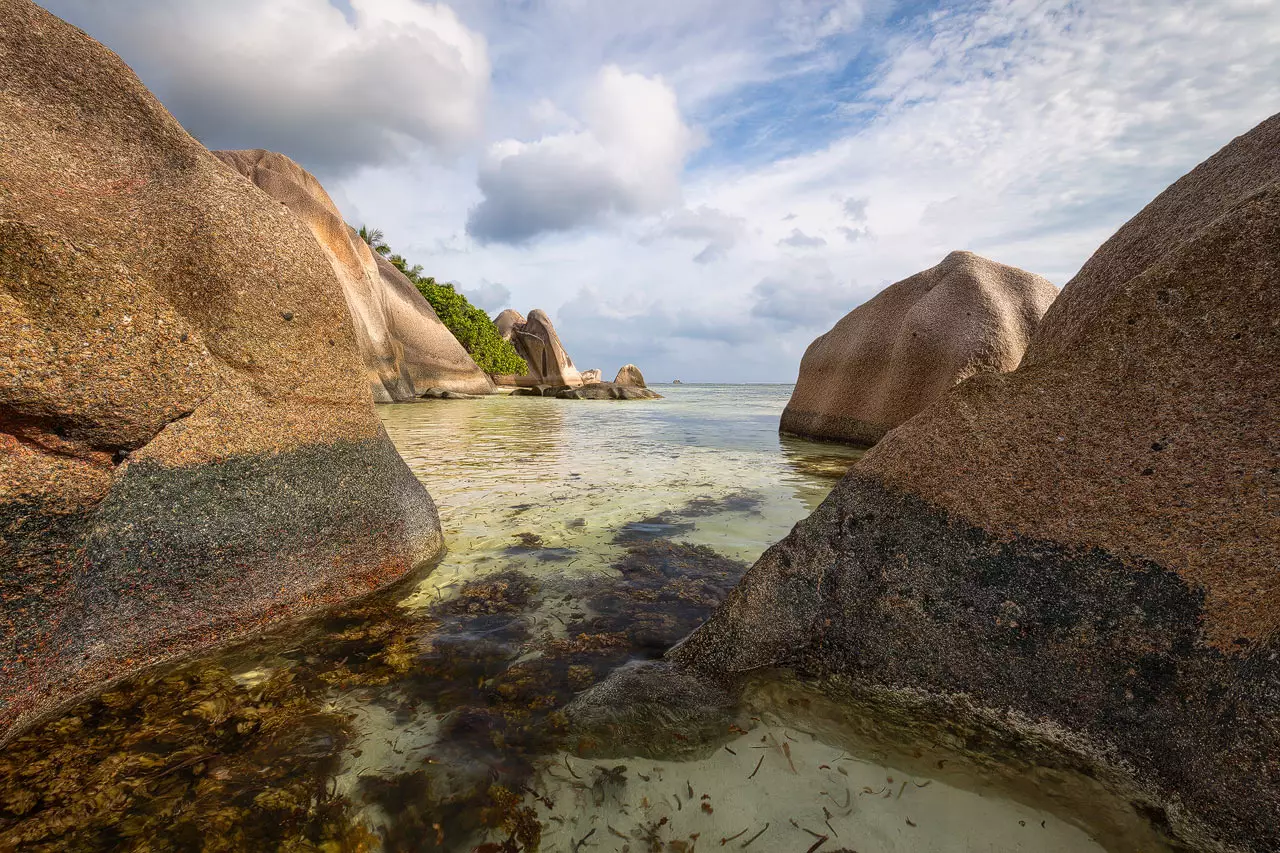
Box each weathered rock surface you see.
[508,384,661,400]
[580,369,603,384]
[558,383,662,401]
[213,149,493,401]
[419,388,481,400]
[673,114,1280,851]
[493,309,584,388]
[780,252,1057,445]
[0,0,443,740]
[613,364,647,387]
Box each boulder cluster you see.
[494,310,659,399]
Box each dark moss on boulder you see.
[0,0,441,740]
[673,113,1280,851]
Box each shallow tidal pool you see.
[0,386,1168,852]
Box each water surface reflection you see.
[1,386,1162,852]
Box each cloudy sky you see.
[42,0,1279,381]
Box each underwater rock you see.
[492,308,584,388]
[780,251,1056,446]
[0,0,442,740]
[566,661,737,761]
[674,113,1280,852]
[441,572,539,617]
[575,539,749,657]
[213,149,494,401]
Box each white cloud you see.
[351,0,1280,379]
[647,206,747,263]
[750,266,860,330]
[461,280,512,313]
[700,0,1280,287]
[466,66,700,243]
[42,0,490,174]
[52,0,1280,381]
[779,228,827,248]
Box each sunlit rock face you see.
[675,113,1280,852]
[493,308,584,388]
[613,364,648,387]
[213,149,494,401]
[781,251,1057,446]
[0,0,442,740]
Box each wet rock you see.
[420,388,482,400]
[674,113,1280,852]
[557,382,663,400]
[780,251,1056,446]
[0,0,441,741]
[566,661,737,760]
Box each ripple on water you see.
[0,387,1172,852]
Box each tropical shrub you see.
[369,237,526,375]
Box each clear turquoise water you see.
[0,385,1164,852]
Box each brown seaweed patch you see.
[571,541,749,656]
[674,490,763,518]
[0,592,442,851]
[0,663,374,852]
[440,571,540,617]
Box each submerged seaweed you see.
[571,540,749,657]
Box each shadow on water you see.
[0,388,1174,852]
[0,524,752,851]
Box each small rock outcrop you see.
[580,369,603,384]
[674,114,1280,851]
[419,388,480,400]
[780,252,1057,445]
[509,384,661,400]
[614,364,647,387]
[0,0,442,739]
[493,309,584,388]
[559,384,662,401]
[213,149,493,401]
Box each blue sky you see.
[40,0,1280,382]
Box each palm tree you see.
[358,225,391,256]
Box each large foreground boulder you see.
[780,252,1057,445]
[493,308,584,388]
[213,150,493,401]
[673,114,1280,851]
[0,1,443,739]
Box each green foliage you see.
[385,249,527,375]
[358,224,391,256]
